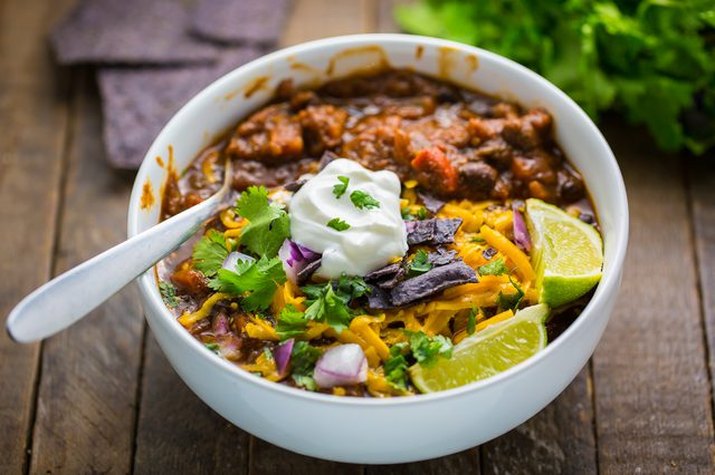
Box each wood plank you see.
[250,438,362,475]
[687,153,715,441]
[133,335,250,474]
[481,369,597,474]
[592,123,715,472]
[281,0,376,46]
[366,448,479,475]
[28,73,145,474]
[0,0,75,472]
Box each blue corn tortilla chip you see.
[389,262,477,307]
[50,0,219,65]
[405,218,462,246]
[418,192,446,214]
[192,0,293,45]
[428,248,458,266]
[99,46,262,168]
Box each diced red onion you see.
[278,239,321,283]
[222,251,255,271]
[313,344,368,388]
[512,204,532,253]
[274,338,294,377]
[212,313,230,336]
[217,334,242,361]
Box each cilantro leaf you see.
[235,186,291,258]
[407,330,454,367]
[332,176,350,198]
[209,256,286,311]
[276,304,309,340]
[384,342,410,390]
[159,281,179,308]
[471,235,486,244]
[467,307,478,335]
[290,341,321,390]
[300,275,369,333]
[401,206,429,221]
[408,249,432,276]
[204,342,220,353]
[478,257,508,276]
[497,275,525,312]
[327,217,351,231]
[350,190,380,210]
[192,229,229,276]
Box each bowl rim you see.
[128,33,629,406]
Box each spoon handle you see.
[6,193,224,343]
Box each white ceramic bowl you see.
[128,34,628,464]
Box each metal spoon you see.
[6,161,234,343]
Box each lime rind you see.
[525,199,603,308]
[410,304,549,393]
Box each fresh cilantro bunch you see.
[235,186,291,258]
[300,275,371,333]
[290,341,322,390]
[406,330,454,367]
[209,256,287,311]
[397,0,715,154]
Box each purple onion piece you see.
[222,251,255,271]
[279,239,321,283]
[512,204,532,253]
[313,344,368,389]
[274,338,294,377]
[212,313,230,336]
[217,334,242,361]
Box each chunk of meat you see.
[226,104,303,163]
[171,267,208,295]
[410,147,459,195]
[298,104,347,156]
[501,108,552,150]
[459,161,498,199]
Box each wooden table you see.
[2,0,715,473]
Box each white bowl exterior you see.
[128,34,628,464]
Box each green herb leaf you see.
[402,206,429,221]
[478,257,508,276]
[192,229,229,276]
[300,275,370,333]
[467,307,478,335]
[276,304,309,340]
[497,275,525,312]
[235,186,291,258]
[332,175,350,199]
[290,341,322,390]
[408,249,433,276]
[350,190,380,210]
[327,217,351,231]
[209,255,286,311]
[159,281,179,308]
[384,342,410,390]
[470,235,486,244]
[407,330,454,367]
[204,342,220,353]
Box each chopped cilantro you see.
[467,307,478,335]
[276,304,309,340]
[497,276,525,312]
[478,257,508,276]
[290,341,321,391]
[401,206,429,221]
[350,190,380,210]
[300,275,370,333]
[327,217,351,231]
[159,281,179,308]
[332,176,350,198]
[235,186,291,258]
[384,342,410,390]
[209,255,286,311]
[204,342,220,353]
[408,249,432,276]
[407,330,454,367]
[471,235,486,243]
[192,229,230,276]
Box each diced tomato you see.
[410,147,459,194]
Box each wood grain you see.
[281,0,377,46]
[687,154,715,441]
[592,123,715,473]
[250,438,362,475]
[367,448,479,475]
[133,335,250,474]
[0,0,74,472]
[481,369,597,474]
[28,73,144,474]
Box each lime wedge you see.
[525,198,603,308]
[410,304,549,393]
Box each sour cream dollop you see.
[289,159,408,279]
